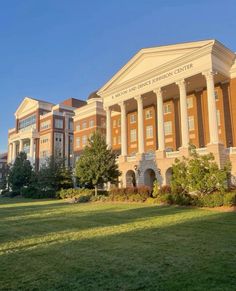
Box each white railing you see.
[166,151,180,158]
[126,155,136,162]
[195,147,208,155]
[230,147,236,155]
[145,152,155,161]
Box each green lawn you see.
[0,199,235,291]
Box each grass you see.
[0,198,236,291]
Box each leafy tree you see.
[8,152,33,193]
[75,132,121,195]
[0,164,10,192]
[171,148,231,195]
[37,156,73,196]
[171,157,189,194]
[187,150,231,194]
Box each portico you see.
[8,128,38,164]
[98,40,236,187]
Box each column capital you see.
[119,100,126,109]
[202,70,216,80]
[153,87,163,96]
[104,106,112,113]
[175,79,186,88]
[134,95,142,102]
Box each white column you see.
[19,139,24,152]
[135,95,144,154]
[105,107,112,147]
[29,138,34,162]
[12,142,16,162]
[8,143,12,163]
[64,116,69,166]
[176,79,189,148]
[119,101,127,156]
[202,71,219,144]
[154,88,165,151]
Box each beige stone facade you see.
[8,97,86,169]
[97,40,236,187]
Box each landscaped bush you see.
[108,186,151,202]
[223,192,236,206]
[1,190,20,198]
[57,188,94,199]
[197,192,224,208]
[158,185,172,195]
[155,193,173,205]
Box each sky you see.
[0,0,236,152]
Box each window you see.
[217,110,221,126]
[113,136,117,145]
[76,124,80,131]
[164,121,172,135]
[41,150,49,158]
[0,163,3,169]
[82,135,87,146]
[41,120,51,130]
[101,118,106,127]
[40,138,49,144]
[164,104,171,114]
[69,121,73,130]
[130,129,137,142]
[19,114,36,130]
[118,135,121,145]
[113,119,117,128]
[55,119,63,129]
[82,121,87,129]
[89,119,94,128]
[145,109,153,119]
[117,118,121,127]
[215,90,219,101]
[76,137,80,147]
[130,114,136,124]
[188,116,195,131]
[187,97,193,109]
[146,125,153,139]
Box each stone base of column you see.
[155,150,166,160]
[207,143,227,168]
[179,147,189,158]
[118,155,127,163]
[135,153,144,162]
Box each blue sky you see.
[0,0,236,152]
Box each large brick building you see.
[7,39,236,188]
[96,39,236,187]
[8,97,86,169]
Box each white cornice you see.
[98,40,215,95]
[99,44,214,98]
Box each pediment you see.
[15,97,39,118]
[99,40,215,93]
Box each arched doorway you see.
[126,170,136,187]
[166,168,173,185]
[144,168,156,188]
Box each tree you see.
[37,156,73,196]
[171,148,231,195]
[8,152,33,193]
[0,164,10,192]
[187,150,231,194]
[75,132,121,195]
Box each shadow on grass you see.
[0,198,208,245]
[0,208,235,290]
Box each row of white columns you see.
[105,70,219,156]
[8,138,35,164]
